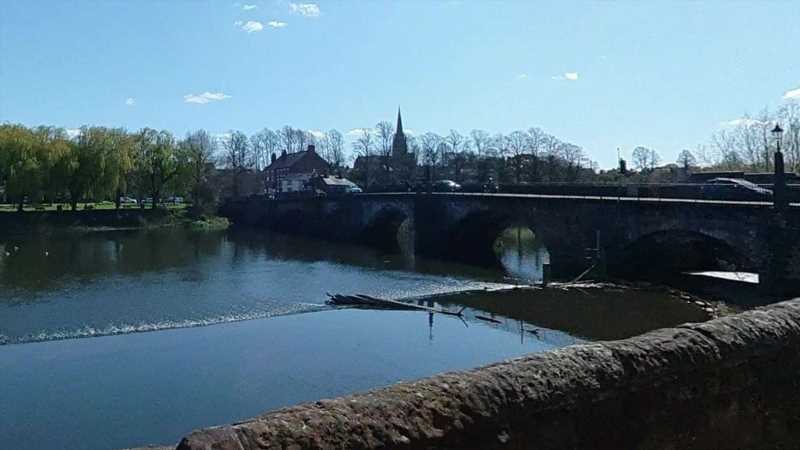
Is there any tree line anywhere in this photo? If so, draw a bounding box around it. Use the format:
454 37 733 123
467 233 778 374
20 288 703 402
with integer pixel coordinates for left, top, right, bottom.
0 124 217 211
695 102 800 173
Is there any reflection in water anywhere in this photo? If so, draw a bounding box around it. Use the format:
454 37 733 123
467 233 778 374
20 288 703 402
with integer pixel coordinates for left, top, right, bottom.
0 227 711 450
493 226 550 283
0 228 513 345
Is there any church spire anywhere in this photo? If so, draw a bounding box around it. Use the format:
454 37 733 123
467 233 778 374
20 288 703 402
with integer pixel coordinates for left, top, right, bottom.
396 107 404 135
391 107 408 156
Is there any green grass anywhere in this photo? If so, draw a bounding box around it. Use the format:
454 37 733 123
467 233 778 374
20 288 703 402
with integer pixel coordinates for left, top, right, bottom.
0 202 187 212
186 215 230 230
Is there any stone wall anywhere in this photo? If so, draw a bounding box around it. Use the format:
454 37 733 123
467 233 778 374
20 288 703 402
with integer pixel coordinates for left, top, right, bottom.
169 299 800 450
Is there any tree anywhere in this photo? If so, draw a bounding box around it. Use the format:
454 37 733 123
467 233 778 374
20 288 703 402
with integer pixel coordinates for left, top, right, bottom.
0 124 41 210
470 129 490 158
251 128 279 170
325 129 345 168
445 130 464 156
223 130 252 198
65 126 115 211
506 130 528 183
632 146 656 172
279 126 296 153
419 132 442 167
676 149 697 172
134 128 180 208
180 130 217 212
375 121 394 157
353 128 375 187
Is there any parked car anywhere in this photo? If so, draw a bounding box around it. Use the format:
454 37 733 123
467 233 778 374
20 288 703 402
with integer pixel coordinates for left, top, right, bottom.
706 178 772 197
166 196 184 204
345 186 363 194
119 196 137 205
432 180 462 192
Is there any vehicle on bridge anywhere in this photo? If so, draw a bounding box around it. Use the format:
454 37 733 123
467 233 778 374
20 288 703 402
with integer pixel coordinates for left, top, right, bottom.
433 180 462 192
704 178 772 198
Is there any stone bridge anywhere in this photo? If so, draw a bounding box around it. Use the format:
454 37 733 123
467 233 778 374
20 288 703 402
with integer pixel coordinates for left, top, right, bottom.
221 193 800 293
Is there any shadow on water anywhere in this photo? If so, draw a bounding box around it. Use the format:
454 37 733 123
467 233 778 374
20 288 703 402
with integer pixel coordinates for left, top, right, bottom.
434 287 709 341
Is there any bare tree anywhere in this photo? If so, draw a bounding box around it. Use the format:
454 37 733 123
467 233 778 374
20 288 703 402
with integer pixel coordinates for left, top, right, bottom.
632 146 652 171
470 129 490 158
632 146 661 171
326 129 345 168
250 128 279 170
778 102 800 172
375 121 394 157
353 128 375 186
506 130 528 183
279 126 296 153
223 130 252 197
446 130 464 155
420 132 442 168
676 149 697 172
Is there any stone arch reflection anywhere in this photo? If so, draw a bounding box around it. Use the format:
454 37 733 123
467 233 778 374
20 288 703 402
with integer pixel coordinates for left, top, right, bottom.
492 225 550 283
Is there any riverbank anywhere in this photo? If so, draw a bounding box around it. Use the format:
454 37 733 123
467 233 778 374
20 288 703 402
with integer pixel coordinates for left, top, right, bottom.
0 208 229 235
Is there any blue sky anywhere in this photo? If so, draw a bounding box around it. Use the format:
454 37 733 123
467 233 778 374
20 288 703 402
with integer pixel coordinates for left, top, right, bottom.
1 0 798 168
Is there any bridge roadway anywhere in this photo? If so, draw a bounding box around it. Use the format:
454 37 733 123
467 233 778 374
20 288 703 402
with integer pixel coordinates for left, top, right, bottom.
360 191 800 208
222 191 800 295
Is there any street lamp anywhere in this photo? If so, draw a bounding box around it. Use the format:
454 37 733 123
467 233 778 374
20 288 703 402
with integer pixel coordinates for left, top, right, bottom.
772 123 784 152
771 123 786 209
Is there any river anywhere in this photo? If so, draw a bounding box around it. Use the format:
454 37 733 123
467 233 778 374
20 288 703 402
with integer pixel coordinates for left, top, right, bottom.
0 227 708 450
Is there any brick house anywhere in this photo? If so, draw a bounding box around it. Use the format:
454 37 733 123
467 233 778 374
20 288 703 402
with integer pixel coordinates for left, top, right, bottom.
264 145 331 194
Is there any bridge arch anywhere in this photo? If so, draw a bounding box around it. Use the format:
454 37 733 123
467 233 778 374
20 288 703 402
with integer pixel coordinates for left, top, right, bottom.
609 229 756 279
361 206 413 253
445 209 556 281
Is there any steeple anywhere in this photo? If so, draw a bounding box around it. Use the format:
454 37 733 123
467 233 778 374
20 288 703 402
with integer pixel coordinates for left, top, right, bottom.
391 107 408 156
396 107 404 136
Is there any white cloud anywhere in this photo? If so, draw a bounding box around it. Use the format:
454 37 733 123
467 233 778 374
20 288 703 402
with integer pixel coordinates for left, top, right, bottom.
236 20 264 32
289 3 320 17
723 118 766 127
309 130 326 139
784 87 800 100
242 4 257 10
125 97 135 106
347 128 373 137
516 73 528 80
66 128 81 139
184 92 232 104
552 72 579 81
267 20 287 28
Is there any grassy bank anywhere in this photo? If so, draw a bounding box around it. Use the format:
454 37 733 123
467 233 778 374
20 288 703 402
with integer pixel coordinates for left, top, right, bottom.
0 206 229 234
0 202 186 212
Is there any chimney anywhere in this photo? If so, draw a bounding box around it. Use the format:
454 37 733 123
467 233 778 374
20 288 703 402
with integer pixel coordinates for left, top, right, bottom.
281 150 287 157
271 153 277 164
307 144 316 153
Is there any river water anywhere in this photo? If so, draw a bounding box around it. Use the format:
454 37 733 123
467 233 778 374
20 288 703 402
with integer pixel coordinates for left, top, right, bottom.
0 228 708 450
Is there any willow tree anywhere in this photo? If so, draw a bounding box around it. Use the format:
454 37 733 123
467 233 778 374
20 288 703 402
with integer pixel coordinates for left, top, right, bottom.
0 124 41 210
134 128 180 208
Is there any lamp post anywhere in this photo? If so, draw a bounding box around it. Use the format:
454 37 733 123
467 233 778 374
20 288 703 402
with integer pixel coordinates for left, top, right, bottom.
772 123 786 209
